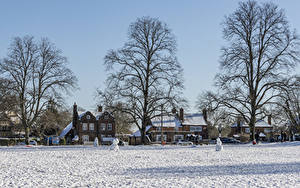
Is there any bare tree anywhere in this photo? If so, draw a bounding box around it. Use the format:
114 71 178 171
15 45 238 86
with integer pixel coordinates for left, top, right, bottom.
98 17 185 144
0 36 77 144
35 99 72 138
196 92 233 138
0 78 17 114
212 1 300 141
275 76 300 136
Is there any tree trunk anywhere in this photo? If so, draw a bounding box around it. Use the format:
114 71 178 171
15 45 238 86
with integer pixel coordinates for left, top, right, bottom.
140 125 146 145
25 126 30 145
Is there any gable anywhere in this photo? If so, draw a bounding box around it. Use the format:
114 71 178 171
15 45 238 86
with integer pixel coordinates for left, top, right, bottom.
96 111 114 121
79 111 96 122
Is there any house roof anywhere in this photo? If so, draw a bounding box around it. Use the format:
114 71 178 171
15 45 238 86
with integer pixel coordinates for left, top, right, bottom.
130 113 207 137
132 126 152 137
95 112 103 120
151 115 182 128
182 113 207 126
231 120 272 128
59 122 72 138
78 111 87 120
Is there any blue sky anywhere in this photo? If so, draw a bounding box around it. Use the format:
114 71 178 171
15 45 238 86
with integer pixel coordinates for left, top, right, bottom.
0 0 299 112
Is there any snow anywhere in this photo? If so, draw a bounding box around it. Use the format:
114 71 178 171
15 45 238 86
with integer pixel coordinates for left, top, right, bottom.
94 137 99 147
59 122 72 138
182 113 207 126
231 120 272 128
1 142 300 187
78 111 87 119
255 120 272 127
151 115 181 127
259 132 266 137
110 138 119 151
132 125 152 137
95 112 103 120
216 137 223 151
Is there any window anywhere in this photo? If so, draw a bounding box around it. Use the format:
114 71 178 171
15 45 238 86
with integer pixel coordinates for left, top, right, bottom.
190 126 202 132
156 135 167 142
87 115 90 119
174 135 184 142
82 135 89 142
100 123 106 131
107 123 112 131
245 128 250 133
89 123 94 131
82 123 88 131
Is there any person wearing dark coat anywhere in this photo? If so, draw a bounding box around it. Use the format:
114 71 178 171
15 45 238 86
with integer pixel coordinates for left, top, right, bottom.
255 132 259 142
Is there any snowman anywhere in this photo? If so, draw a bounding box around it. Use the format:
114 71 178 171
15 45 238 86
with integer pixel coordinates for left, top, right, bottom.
216 137 223 151
110 138 119 151
94 137 99 147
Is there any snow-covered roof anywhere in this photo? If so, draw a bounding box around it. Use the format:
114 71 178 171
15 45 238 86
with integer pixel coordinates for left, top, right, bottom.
151 115 181 128
95 112 103 120
182 113 207 126
255 120 272 127
78 111 87 120
231 120 272 128
59 122 72 138
132 126 152 137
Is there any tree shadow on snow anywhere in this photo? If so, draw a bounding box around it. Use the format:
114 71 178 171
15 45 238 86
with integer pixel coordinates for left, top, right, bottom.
124 162 300 177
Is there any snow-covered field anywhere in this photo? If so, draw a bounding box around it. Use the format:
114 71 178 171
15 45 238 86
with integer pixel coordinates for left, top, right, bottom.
1 142 300 188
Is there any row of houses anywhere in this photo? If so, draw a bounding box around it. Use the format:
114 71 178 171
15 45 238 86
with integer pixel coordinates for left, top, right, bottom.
1 102 297 145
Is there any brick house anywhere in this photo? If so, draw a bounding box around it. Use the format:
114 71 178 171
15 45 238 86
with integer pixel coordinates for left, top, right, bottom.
129 109 209 145
60 103 116 144
230 119 273 141
0 112 22 138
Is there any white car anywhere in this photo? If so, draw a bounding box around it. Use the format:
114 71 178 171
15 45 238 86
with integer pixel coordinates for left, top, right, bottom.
176 140 193 146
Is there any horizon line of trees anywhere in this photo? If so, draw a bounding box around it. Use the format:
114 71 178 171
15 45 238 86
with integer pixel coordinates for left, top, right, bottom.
0 0 299 144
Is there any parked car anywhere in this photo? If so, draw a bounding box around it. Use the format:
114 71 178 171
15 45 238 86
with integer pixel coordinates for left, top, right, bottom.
176 140 193 146
18 140 37 146
219 137 240 144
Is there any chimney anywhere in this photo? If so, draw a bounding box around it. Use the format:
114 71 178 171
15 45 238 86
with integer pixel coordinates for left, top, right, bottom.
98 105 103 112
72 102 79 134
73 102 77 115
268 115 272 125
179 108 184 122
202 108 207 122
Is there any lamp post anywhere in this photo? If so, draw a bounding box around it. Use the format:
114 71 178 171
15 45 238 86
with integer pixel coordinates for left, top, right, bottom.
161 104 164 145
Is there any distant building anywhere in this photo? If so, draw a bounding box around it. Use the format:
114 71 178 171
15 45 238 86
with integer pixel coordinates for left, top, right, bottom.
0 111 22 138
60 103 116 144
129 108 209 145
230 118 273 141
